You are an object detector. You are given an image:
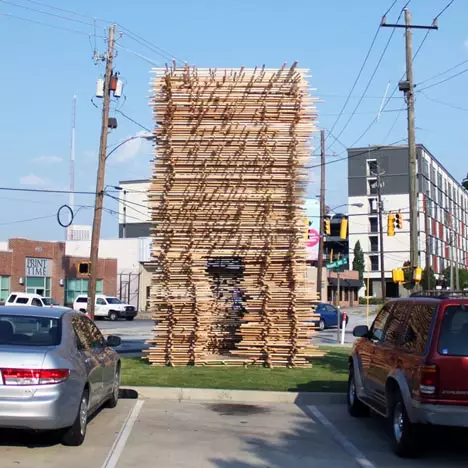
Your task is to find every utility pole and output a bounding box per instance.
[316,129,326,298]
[67,95,76,241]
[381,10,437,285]
[88,24,116,320]
[375,166,386,299]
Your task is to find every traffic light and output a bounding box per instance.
[395,212,403,229]
[392,269,405,283]
[414,267,423,283]
[78,262,91,275]
[324,217,331,236]
[340,217,348,240]
[387,213,395,236]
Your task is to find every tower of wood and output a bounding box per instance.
[147,64,320,367]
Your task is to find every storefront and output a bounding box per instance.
[0,238,117,306]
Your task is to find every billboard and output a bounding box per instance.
[304,198,320,261]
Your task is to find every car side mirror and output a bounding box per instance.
[353,325,370,338]
[106,335,121,347]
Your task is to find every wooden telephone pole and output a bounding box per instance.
[88,25,116,320]
[316,129,326,298]
[381,9,437,284]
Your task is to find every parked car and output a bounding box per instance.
[5,292,59,307]
[0,305,121,446]
[348,293,468,457]
[309,302,349,331]
[73,294,138,321]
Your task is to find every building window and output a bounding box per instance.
[367,179,378,195]
[25,277,51,297]
[367,159,378,176]
[369,217,378,233]
[0,276,10,302]
[370,256,379,272]
[369,236,378,252]
[65,279,103,305]
[369,198,378,214]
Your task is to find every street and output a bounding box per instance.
[97,307,377,354]
[1,398,467,467]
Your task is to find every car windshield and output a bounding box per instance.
[42,298,59,306]
[0,315,61,346]
[106,297,122,304]
[438,306,468,356]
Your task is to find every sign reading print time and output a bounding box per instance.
[25,257,51,277]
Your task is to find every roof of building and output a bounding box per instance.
[119,179,150,185]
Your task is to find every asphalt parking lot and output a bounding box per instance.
[2,395,468,468]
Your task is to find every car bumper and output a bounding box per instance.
[413,401,468,427]
[121,309,137,318]
[0,383,80,430]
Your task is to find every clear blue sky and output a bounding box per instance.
[0,0,466,240]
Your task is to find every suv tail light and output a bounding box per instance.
[1,368,70,386]
[420,364,439,396]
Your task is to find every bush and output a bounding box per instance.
[359,297,386,305]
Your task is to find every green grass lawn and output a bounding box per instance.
[121,347,350,392]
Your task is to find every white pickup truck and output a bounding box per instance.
[73,294,137,321]
[5,292,60,307]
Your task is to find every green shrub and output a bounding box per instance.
[359,297,386,305]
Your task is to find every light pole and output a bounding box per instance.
[88,133,153,320]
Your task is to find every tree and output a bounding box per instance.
[421,266,436,291]
[442,267,468,289]
[352,241,365,280]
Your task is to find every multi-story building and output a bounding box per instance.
[348,144,468,297]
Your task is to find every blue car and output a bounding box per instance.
[310,302,349,331]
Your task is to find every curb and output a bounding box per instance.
[123,386,346,405]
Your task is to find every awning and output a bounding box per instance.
[328,278,363,289]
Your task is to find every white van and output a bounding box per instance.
[73,294,137,321]
[5,292,59,307]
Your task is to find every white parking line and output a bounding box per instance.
[101,400,144,468]
[306,406,376,468]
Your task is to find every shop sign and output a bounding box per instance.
[25,257,51,277]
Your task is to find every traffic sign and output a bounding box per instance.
[326,258,348,269]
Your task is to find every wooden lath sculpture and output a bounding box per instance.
[146,63,321,367]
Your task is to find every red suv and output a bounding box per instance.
[348,292,468,457]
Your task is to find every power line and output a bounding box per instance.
[0,11,101,36]
[115,109,152,132]
[106,193,149,219]
[0,0,94,26]
[416,58,468,87]
[115,43,163,67]
[327,3,407,152]
[419,91,468,112]
[0,186,121,195]
[417,67,468,92]
[20,0,107,22]
[434,0,455,20]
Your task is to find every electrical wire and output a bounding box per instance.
[0,0,94,26]
[105,193,149,219]
[434,0,455,20]
[417,67,468,92]
[115,109,152,132]
[20,0,107,22]
[0,186,120,195]
[0,11,102,36]
[419,91,468,112]
[416,58,468,87]
[115,44,163,67]
[327,2,407,152]
[0,214,57,226]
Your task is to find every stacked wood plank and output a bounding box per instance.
[146,63,320,367]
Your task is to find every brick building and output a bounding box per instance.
[0,238,117,306]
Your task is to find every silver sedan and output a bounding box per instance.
[0,306,121,446]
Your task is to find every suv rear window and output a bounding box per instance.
[0,316,61,346]
[439,306,468,356]
[76,297,88,303]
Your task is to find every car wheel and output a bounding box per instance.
[389,390,422,457]
[107,365,120,409]
[125,317,135,321]
[61,389,89,446]
[347,368,369,417]
[318,319,326,331]
[109,311,119,321]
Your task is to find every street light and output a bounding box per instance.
[88,133,154,320]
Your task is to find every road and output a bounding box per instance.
[97,307,377,354]
[2,398,467,467]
